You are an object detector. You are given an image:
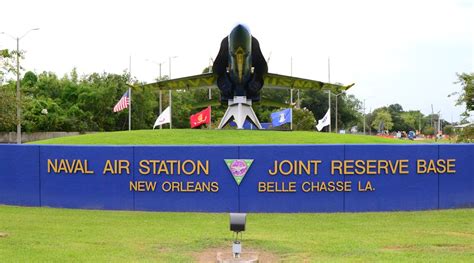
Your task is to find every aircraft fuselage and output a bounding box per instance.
[213,24,267,102]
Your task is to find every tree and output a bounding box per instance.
[301,90,329,123]
[337,94,362,130]
[387,103,404,131]
[400,111,423,131]
[450,72,473,116]
[0,49,18,84]
[292,107,316,130]
[371,109,393,131]
[0,83,16,131]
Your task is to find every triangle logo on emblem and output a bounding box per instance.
[224,159,254,186]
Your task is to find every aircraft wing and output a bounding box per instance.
[142,73,217,90]
[264,73,354,93]
[190,98,291,109]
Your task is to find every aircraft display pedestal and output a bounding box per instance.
[218,96,262,129]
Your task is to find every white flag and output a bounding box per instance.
[316,108,331,131]
[153,106,171,128]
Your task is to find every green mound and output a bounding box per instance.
[30,129,414,145]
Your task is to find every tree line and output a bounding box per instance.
[1,49,472,135]
[0,68,364,132]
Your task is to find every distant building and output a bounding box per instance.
[454,122,474,131]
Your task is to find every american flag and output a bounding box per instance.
[113,90,130,112]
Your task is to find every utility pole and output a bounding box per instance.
[328,57,331,83]
[438,111,441,134]
[418,113,421,133]
[368,107,372,135]
[16,37,20,141]
[431,104,434,132]
[146,59,165,129]
[334,91,345,133]
[363,99,366,135]
[169,56,177,129]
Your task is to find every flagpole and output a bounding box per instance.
[327,56,331,133]
[290,108,293,131]
[169,57,171,129]
[128,55,132,131]
[328,91,331,133]
[208,106,211,129]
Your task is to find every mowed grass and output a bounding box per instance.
[31,129,415,145]
[0,206,472,262]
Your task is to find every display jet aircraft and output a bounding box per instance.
[142,24,354,129]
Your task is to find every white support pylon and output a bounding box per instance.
[218,96,262,129]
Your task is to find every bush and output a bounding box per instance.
[457,126,474,143]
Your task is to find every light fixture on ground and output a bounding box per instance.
[230,213,246,258]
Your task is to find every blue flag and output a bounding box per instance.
[271,108,292,127]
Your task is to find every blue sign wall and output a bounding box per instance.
[0,144,472,212]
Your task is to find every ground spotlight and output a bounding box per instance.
[229,213,246,258]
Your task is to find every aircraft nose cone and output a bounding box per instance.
[231,24,250,36]
[229,24,251,52]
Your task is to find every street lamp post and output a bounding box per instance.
[1,28,40,144]
[334,91,345,134]
[324,90,332,133]
[146,59,166,129]
[168,56,177,129]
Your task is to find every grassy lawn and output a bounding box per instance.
[0,206,472,262]
[30,129,417,145]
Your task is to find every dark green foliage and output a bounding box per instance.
[0,70,153,132]
[0,70,368,132]
[292,107,316,131]
[387,104,404,131]
[302,90,361,132]
[22,71,37,87]
[364,104,436,134]
[0,83,16,130]
[3,66,453,135]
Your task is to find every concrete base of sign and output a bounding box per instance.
[218,96,262,129]
[216,252,259,263]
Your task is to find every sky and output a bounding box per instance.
[1,0,472,122]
